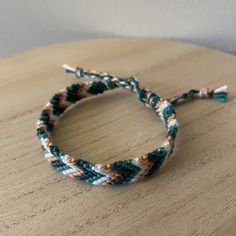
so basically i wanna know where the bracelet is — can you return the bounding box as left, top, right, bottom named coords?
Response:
left=36, top=64, right=228, bottom=186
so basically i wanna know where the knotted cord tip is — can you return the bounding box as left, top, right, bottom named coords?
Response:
left=199, top=85, right=228, bottom=103
left=211, top=85, right=228, bottom=103
left=62, top=64, right=83, bottom=78
left=62, top=64, right=76, bottom=73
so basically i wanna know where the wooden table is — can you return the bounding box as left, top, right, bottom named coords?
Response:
left=0, top=38, right=235, bottom=236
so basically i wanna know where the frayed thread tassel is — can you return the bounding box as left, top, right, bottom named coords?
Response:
left=199, top=85, right=228, bottom=103
left=209, top=85, right=228, bottom=103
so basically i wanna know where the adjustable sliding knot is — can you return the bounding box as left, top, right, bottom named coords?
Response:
left=36, top=64, right=228, bottom=186
left=129, top=78, right=148, bottom=105
left=126, top=76, right=140, bottom=92
left=63, top=64, right=156, bottom=107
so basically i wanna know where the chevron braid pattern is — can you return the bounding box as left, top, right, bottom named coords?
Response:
left=36, top=64, right=228, bottom=186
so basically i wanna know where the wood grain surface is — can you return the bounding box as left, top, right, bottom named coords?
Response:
left=0, top=38, right=235, bottom=236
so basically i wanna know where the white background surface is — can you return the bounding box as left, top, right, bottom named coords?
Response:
left=1, top=0, right=236, bottom=56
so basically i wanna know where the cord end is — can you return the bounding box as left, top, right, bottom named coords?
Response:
left=199, top=85, right=228, bottom=103
left=211, top=85, right=228, bottom=103
left=62, top=64, right=76, bottom=74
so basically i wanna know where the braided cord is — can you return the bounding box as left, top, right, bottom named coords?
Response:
left=36, top=64, right=228, bottom=186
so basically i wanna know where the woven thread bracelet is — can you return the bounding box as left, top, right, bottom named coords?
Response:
left=36, top=64, right=228, bottom=186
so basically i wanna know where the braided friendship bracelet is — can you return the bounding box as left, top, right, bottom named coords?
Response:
left=36, top=64, right=228, bottom=186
